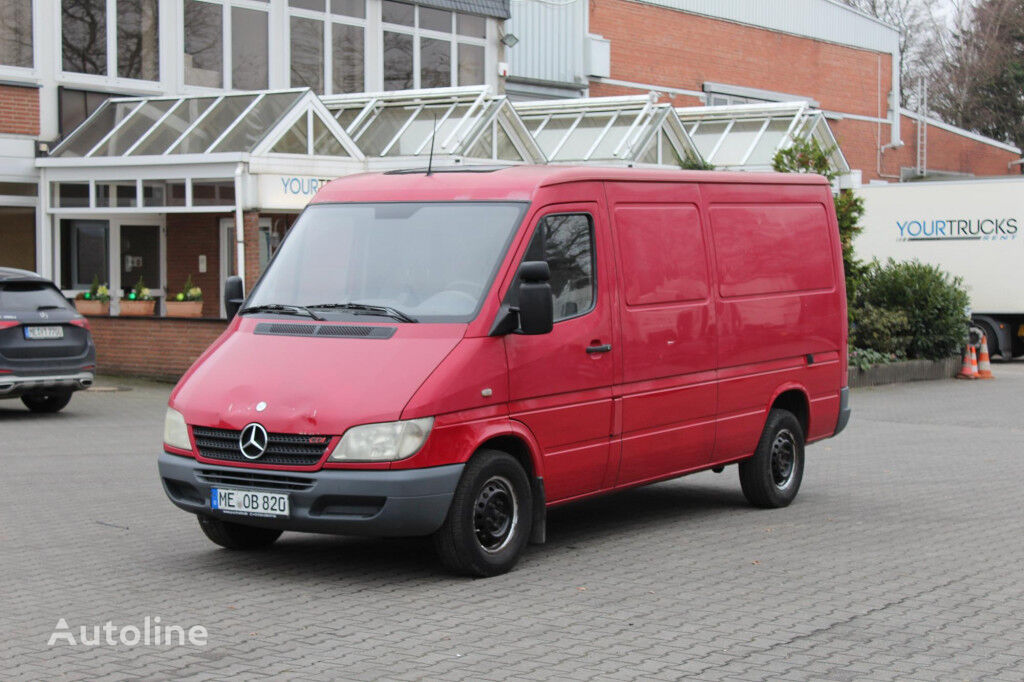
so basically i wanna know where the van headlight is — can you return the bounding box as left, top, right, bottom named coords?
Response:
left=331, top=417, right=434, bottom=462
left=163, top=407, right=192, bottom=451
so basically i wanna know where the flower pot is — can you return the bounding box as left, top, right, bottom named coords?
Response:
left=118, top=299, right=156, bottom=317
left=74, top=300, right=109, bottom=316
left=166, top=300, right=204, bottom=318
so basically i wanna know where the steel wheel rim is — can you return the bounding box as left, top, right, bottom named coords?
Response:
left=473, top=475, right=518, bottom=553
left=771, top=429, right=797, bottom=490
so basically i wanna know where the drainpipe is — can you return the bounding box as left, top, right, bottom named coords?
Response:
left=234, top=164, right=246, bottom=289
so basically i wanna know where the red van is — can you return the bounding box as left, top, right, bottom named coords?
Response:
left=160, top=166, right=850, bottom=576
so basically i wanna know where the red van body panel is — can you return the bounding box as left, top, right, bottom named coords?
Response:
left=161, top=166, right=849, bottom=536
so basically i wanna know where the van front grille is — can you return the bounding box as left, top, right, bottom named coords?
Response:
left=191, top=426, right=331, bottom=466
left=196, top=468, right=316, bottom=492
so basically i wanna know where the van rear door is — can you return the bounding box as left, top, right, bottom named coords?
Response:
left=504, top=201, right=617, bottom=503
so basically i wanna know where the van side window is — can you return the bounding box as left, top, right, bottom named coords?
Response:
left=508, top=213, right=595, bottom=322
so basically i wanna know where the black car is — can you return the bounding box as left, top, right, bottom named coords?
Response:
left=0, top=267, right=96, bottom=412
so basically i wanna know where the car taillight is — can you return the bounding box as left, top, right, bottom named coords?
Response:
left=0, top=321, right=18, bottom=330
left=70, top=318, right=90, bottom=330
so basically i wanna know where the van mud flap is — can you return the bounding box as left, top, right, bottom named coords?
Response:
left=530, top=477, right=546, bottom=544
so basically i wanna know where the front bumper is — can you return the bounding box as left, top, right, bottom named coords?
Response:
left=0, top=371, right=94, bottom=397
left=158, top=452, right=463, bottom=537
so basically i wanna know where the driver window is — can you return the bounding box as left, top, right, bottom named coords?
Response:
left=507, top=213, right=595, bottom=322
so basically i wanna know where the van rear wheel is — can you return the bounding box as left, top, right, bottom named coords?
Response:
left=739, top=409, right=805, bottom=508
left=433, top=450, right=532, bottom=577
left=197, top=515, right=282, bottom=550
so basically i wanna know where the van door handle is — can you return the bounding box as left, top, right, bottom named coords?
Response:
left=586, top=343, right=613, bottom=354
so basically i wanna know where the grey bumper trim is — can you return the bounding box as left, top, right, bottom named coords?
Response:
left=0, top=371, right=94, bottom=396
left=834, top=386, right=851, bottom=436
left=158, top=453, right=464, bottom=537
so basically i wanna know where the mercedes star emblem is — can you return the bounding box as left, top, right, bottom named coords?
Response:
left=239, top=423, right=269, bottom=460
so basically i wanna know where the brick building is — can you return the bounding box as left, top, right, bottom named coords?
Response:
left=506, top=0, right=1022, bottom=183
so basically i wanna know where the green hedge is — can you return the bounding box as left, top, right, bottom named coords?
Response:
left=850, top=259, right=969, bottom=360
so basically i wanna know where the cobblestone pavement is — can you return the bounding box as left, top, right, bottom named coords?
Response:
left=1, top=366, right=1023, bottom=681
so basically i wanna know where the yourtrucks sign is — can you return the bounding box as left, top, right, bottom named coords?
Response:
left=896, top=217, right=1019, bottom=241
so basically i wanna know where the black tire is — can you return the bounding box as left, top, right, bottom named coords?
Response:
left=197, top=515, right=282, bottom=550
left=739, top=409, right=805, bottom=509
left=433, top=450, right=533, bottom=577
left=21, top=392, right=73, bottom=413
left=972, top=321, right=1001, bottom=360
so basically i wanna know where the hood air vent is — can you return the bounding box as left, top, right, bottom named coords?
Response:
left=254, top=323, right=396, bottom=339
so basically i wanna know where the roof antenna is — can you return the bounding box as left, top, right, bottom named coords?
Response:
left=426, top=113, right=437, bottom=176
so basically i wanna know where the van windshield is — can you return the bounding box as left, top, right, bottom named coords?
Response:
left=246, top=202, right=527, bottom=323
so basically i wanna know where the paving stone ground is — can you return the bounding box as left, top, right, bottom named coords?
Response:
left=1, top=365, right=1023, bottom=681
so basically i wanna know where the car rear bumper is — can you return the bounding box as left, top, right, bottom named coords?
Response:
left=0, top=371, right=94, bottom=397
left=158, top=452, right=463, bottom=537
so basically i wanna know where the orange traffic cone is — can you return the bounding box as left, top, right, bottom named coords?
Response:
left=956, top=344, right=978, bottom=380
left=977, top=335, right=994, bottom=379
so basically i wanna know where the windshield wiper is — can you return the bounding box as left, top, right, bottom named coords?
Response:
left=37, top=305, right=63, bottom=311
left=306, top=302, right=418, bottom=323
left=238, top=303, right=324, bottom=321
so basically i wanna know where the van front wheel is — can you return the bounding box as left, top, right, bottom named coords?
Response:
left=739, top=409, right=805, bottom=508
left=433, top=450, right=533, bottom=577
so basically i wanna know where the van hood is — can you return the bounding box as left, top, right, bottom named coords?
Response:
left=172, top=319, right=465, bottom=435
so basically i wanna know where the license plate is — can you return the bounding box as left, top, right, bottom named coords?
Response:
left=211, top=488, right=289, bottom=517
left=25, top=326, right=64, bottom=340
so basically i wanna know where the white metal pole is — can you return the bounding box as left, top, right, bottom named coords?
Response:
left=234, top=164, right=246, bottom=290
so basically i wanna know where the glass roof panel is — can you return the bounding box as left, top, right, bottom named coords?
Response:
left=169, top=94, right=258, bottom=154
left=589, top=112, right=637, bottom=160
left=354, top=106, right=414, bottom=156
left=552, top=114, right=612, bottom=161
left=311, top=114, right=348, bottom=156
left=90, top=99, right=177, bottom=156
left=711, top=119, right=768, bottom=165
left=688, top=121, right=729, bottom=160
left=744, top=118, right=792, bottom=166
left=271, top=115, right=309, bottom=154
left=494, top=124, right=523, bottom=162
left=465, top=124, right=492, bottom=159
left=212, top=91, right=304, bottom=153
left=335, top=106, right=363, bottom=132
left=129, top=97, right=217, bottom=155
left=55, top=101, right=140, bottom=157
left=530, top=115, right=576, bottom=158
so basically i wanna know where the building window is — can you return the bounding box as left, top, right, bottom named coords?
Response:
left=183, top=0, right=268, bottom=90
left=60, top=219, right=110, bottom=290
left=61, top=0, right=160, bottom=81
left=0, top=0, right=33, bottom=69
left=287, top=0, right=365, bottom=95
left=62, top=0, right=107, bottom=75
left=117, top=0, right=159, bottom=80
left=381, top=1, right=487, bottom=91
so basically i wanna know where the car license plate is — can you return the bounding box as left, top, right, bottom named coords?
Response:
left=25, top=326, right=64, bottom=340
left=211, top=488, right=289, bottom=517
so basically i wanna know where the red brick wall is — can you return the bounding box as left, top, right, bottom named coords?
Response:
left=588, top=0, right=892, bottom=118
left=166, top=213, right=225, bottom=318
left=0, top=84, right=40, bottom=136
left=586, top=0, right=1021, bottom=180
left=242, top=211, right=261, bottom=288
left=86, top=316, right=228, bottom=381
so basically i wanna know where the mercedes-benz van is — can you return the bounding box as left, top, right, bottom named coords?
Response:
left=159, top=166, right=850, bottom=576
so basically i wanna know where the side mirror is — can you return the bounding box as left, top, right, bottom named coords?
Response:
left=516, top=261, right=553, bottom=335
left=224, top=276, right=245, bottom=318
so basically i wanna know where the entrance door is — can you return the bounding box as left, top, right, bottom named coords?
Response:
left=504, top=206, right=618, bottom=502
left=120, top=225, right=161, bottom=297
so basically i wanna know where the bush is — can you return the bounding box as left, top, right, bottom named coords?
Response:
left=851, top=259, right=969, bottom=360
left=848, top=347, right=902, bottom=372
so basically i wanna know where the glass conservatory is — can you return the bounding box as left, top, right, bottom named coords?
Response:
left=675, top=101, right=850, bottom=174
left=514, top=94, right=703, bottom=167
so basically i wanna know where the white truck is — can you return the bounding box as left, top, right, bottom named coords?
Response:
left=855, top=177, right=1024, bottom=359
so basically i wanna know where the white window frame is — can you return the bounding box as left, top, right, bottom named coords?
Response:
left=380, top=3, right=487, bottom=91
left=285, top=0, right=369, bottom=95
left=180, top=0, right=271, bottom=92
left=57, top=0, right=164, bottom=92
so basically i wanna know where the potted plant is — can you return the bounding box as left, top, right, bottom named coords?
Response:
left=74, top=275, right=110, bottom=316
left=119, top=275, right=156, bottom=316
left=166, top=275, right=204, bottom=318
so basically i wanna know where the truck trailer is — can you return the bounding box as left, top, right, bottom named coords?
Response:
left=855, top=177, right=1024, bottom=359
